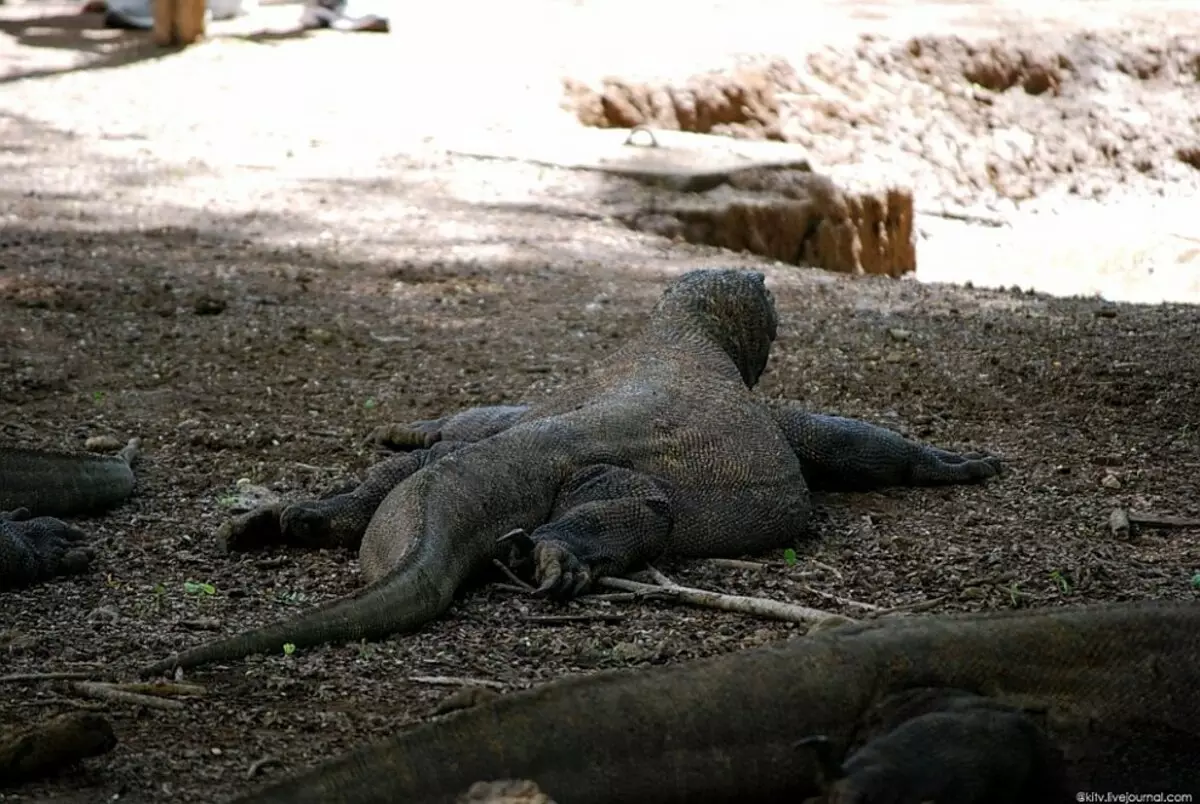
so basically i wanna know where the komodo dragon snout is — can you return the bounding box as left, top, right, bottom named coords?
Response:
left=142, top=268, right=1003, bottom=677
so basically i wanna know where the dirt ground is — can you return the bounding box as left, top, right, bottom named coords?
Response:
left=1, top=0, right=1199, bottom=801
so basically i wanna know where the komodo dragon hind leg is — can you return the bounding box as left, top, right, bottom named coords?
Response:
left=770, top=405, right=1004, bottom=492
left=499, top=464, right=673, bottom=600
left=219, top=441, right=469, bottom=553
left=0, top=509, right=95, bottom=591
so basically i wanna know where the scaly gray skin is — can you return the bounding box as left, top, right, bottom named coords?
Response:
left=141, top=269, right=1001, bottom=676
left=800, top=688, right=1072, bottom=803
left=227, top=599, right=1200, bottom=803
left=0, top=439, right=139, bottom=591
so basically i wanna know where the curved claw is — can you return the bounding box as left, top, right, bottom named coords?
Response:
left=530, top=541, right=592, bottom=601
left=497, top=527, right=535, bottom=554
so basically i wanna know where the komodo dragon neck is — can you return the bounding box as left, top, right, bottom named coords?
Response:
left=230, top=599, right=1200, bottom=803
left=0, top=440, right=139, bottom=517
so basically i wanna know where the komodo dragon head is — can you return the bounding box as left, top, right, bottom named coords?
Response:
left=650, top=268, right=778, bottom=388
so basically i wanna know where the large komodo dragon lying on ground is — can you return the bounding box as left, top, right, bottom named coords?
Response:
left=0, top=439, right=139, bottom=591
left=228, top=599, right=1199, bottom=803
left=143, top=268, right=1002, bottom=676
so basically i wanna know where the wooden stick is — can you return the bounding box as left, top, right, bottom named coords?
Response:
left=808, top=559, right=844, bottom=581
left=706, top=558, right=766, bottom=571
left=407, top=676, right=505, bottom=690
left=492, top=559, right=535, bottom=592
left=0, top=672, right=97, bottom=684
left=67, top=681, right=184, bottom=711
left=644, top=565, right=677, bottom=587
left=596, top=577, right=850, bottom=626
left=1128, top=512, right=1200, bottom=529
left=866, top=595, right=947, bottom=619
left=110, top=682, right=206, bottom=698
left=799, top=585, right=881, bottom=612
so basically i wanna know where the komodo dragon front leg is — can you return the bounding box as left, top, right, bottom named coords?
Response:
left=220, top=405, right=527, bottom=553
left=769, top=404, right=1003, bottom=491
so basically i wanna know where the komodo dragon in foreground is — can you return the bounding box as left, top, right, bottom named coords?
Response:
left=0, top=438, right=139, bottom=591
left=228, top=599, right=1199, bottom=803
left=142, top=268, right=1002, bottom=676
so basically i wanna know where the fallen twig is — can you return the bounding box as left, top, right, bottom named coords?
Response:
left=1107, top=508, right=1200, bottom=541
left=597, top=577, right=850, bottom=627
left=706, top=558, right=766, bottom=571
left=492, top=559, right=535, bottom=592
left=408, top=675, right=506, bottom=690
left=582, top=592, right=639, bottom=603
left=67, top=681, right=184, bottom=711
left=807, top=559, right=844, bottom=581
left=916, top=206, right=1009, bottom=228
left=0, top=672, right=97, bottom=684
left=644, top=565, right=677, bottom=587
left=247, top=756, right=282, bottom=780
left=866, top=595, right=947, bottom=619
left=799, top=585, right=881, bottom=612
left=525, top=613, right=626, bottom=625
left=112, top=682, right=206, bottom=698
left=1128, top=512, right=1200, bottom=529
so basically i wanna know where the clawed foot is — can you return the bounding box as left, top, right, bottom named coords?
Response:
left=1, top=509, right=95, bottom=586
left=219, top=497, right=362, bottom=553
left=217, top=502, right=286, bottom=553
left=915, top=447, right=1003, bottom=485
left=365, top=423, right=442, bottom=453
left=498, top=529, right=593, bottom=601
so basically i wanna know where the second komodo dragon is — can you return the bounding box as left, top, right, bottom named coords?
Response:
left=0, top=438, right=139, bottom=592
left=225, top=599, right=1199, bottom=803
left=142, top=268, right=1002, bottom=676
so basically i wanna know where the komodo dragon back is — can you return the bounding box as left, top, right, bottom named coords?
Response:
left=229, top=599, right=1200, bottom=804
left=0, top=439, right=140, bottom=517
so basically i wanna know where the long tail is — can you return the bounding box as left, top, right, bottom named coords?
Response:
left=140, top=524, right=494, bottom=678
left=227, top=600, right=1200, bottom=804
left=0, top=438, right=139, bottom=516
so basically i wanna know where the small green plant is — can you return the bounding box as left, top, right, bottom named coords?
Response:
left=90, top=390, right=106, bottom=405
left=1191, top=573, right=1200, bottom=589
left=364, top=397, right=377, bottom=410
left=282, top=643, right=296, bottom=656
left=1007, top=581, right=1025, bottom=607
left=1049, top=570, right=1071, bottom=595
left=357, top=640, right=375, bottom=660
left=782, top=548, right=798, bottom=567
left=217, top=495, right=240, bottom=508
left=184, top=580, right=216, bottom=596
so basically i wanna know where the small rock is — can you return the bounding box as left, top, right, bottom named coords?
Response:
left=85, top=435, right=124, bottom=452
left=1101, top=472, right=1122, bottom=490
left=192, top=296, right=227, bottom=316
left=308, top=328, right=335, bottom=345
left=887, top=327, right=912, bottom=342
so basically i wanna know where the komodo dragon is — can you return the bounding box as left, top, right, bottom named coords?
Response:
left=0, top=438, right=139, bottom=591
left=228, top=599, right=1200, bottom=804
left=798, top=688, right=1072, bottom=802
left=142, top=268, right=1001, bottom=676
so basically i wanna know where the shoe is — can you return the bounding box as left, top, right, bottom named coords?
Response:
left=299, top=0, right=388, bottom=32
